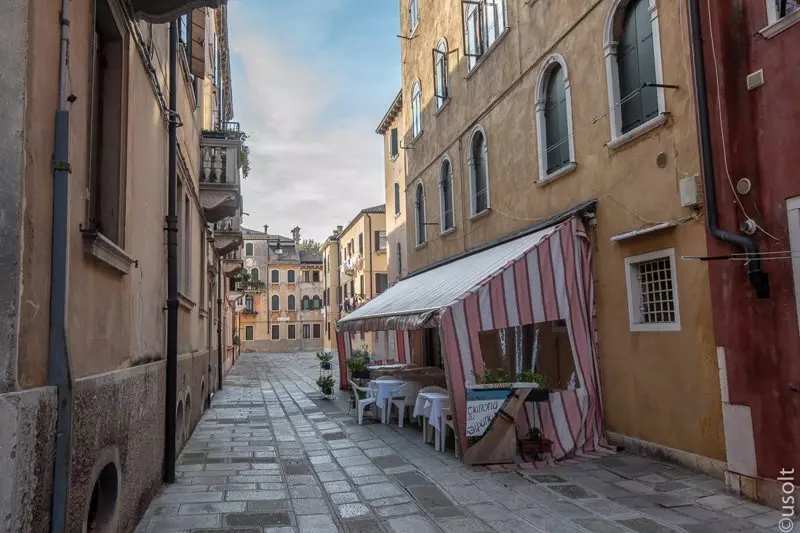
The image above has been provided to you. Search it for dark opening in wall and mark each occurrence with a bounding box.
[176,400,185,450]
[85,462,119,533]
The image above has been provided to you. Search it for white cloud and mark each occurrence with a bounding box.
[229,16,386,243]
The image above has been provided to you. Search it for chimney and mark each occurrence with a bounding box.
[337,225,343,233]
[291,226,301,245]
[263,225,269,235]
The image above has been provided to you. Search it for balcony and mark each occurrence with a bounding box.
[200,124,242,224]
[132,0,228,23]
[222,249,244,278]
[213,216,243,256]
[340,255,363,277]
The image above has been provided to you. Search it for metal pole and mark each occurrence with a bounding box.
[217,257,223,391]
[164,19,179,484]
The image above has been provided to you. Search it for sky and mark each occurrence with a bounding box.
[227,0,401,243]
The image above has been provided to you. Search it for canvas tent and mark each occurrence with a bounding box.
[336,214,607,459]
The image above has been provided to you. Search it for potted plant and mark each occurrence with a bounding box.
[474,368,509,385]
[317,352,334,370]
[347,347,371,380]
[520,427,553,461]
[517,370,551,402]
[316,375,335,397]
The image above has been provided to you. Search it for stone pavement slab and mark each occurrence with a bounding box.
[135,352,770,533]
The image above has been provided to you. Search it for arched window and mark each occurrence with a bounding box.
[415,183,426,245]
[287,270,296,283]
[535,54,575,181]
[604,0,664,143]
[394,183,401,215]
[245,295,254,312]
[288,294,296,311]
[409,0,419,34]
[313,296,321,310]
[464,0,508,70]
[302,296,311,310]
[411,81,422,138]
[434,39,449,110]
[245,242,253,256]
[271,295,279,311]
[468,128,489,216]
[271,269,279,283]
[439,158,454,232]
[250,268,259,282]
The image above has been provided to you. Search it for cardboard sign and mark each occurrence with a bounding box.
[466,399,504,437]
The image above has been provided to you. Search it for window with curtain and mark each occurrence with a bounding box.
[394,183,401,215]
[544,64,570,174]
[618,0,658,134]
[434,39,449,109]
[439,159,454,231]
[411,81,422,138]
[415,183,426,245]
[250,268,259,282]
[470,130,489,215]
[271,270,279,283]
[288,294,296,311]
[288,270,295,283]
[271,295,279,311]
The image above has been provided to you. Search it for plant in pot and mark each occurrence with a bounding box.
[474,368,509,385]
[317,352,334,370]
[517,370,551,402]
[520,426,553,461]
[347,347,371,379]
[316,375,335,397]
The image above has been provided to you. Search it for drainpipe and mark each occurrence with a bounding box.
[49,1,74,530]
[687,0,769,298]
[366,214,373,299]
[217,257,223,391]
[164,19,179,484]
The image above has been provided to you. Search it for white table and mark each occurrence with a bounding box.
[413,392,450,449]
[368,380,406,423]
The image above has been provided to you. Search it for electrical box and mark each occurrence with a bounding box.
[680,175,701,208]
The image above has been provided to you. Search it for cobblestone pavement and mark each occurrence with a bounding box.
[136,353,780,533]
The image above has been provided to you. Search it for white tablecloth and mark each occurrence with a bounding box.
[369,380,406,406]
[413,392,450,431]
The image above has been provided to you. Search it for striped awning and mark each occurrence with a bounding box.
[336,224,559,332]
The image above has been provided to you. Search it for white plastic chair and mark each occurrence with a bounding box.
[440,406,460,457]
[349,380,376,425]
[387,383,408,427]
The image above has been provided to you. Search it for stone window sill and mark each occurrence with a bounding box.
[607,114,668,151]
[539,162,577,186]
[465,28,511,80]
[439,227,456,238]
[469,208,492,222]
[760,11,800,39]
[415,241,429,251]
[82,229,136,275]
[434,97,451,117]
[178,293,196,311]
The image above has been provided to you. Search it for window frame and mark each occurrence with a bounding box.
[375,230,387,252]
[271,269,280,283]
[288,324,296,340]
[303,324,311,339]
[624,248,681,332]
[409,0,420,35]
[762,0,800,37]
[375,273,389,295]
[271,325,280,340]
[288,294,296,311]
[245,325,254,341]
[245,242,254,257]
[394,183,402,215]
[389,127,400,159]
[414,182,427,246]
[271,294,280,311]
[462,0,509,71]
[250,267,260,282]
[287,269,296,283]
[535,54,577,183]
[467,126,491,218]
[439,157,455,232]
[603,0,666,147]
[245,295,254,312]
[433,39,450,110]
[411,81,423,139]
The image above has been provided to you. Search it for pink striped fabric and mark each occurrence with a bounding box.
[441,218,607,459]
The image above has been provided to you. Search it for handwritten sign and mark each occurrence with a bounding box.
[466,399,503,437]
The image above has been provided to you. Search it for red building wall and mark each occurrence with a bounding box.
[700,0,800,484]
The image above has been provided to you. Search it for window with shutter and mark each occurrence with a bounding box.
[271,325,279,340]
[463,0,507,70]
[618,0,658,134]
[433,40,449,109]
[288,295,296,311]
[394,183,401,215]
[470,130,489,215]
[544,65,570,173]
[272,295,279,311]
[415,184,426,245]
[411,82,422,138]
[440,159,454,231]
[288,325,296,339]
[390,128,399,158]
[190,8,206,78]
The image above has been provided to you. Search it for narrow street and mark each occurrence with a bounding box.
[135,353,779,533]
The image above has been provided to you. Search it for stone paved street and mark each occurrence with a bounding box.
[135,353,781,533]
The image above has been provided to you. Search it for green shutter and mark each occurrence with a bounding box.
[545,66,570,173]
[619,0,658,134]
[636,0,659,123]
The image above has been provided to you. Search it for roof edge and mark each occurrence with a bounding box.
[375,90,403,135]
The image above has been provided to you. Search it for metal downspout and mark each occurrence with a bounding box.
[687,0,769,298]
[217,257,223,391]
[366,214,373,299]
[49,1,74,531]
[164,19,179,484]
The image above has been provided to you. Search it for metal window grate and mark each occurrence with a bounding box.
[636,257,676,324]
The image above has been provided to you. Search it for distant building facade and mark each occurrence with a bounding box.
[239,227,324,352]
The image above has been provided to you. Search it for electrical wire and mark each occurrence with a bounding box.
[706,0,780,242]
